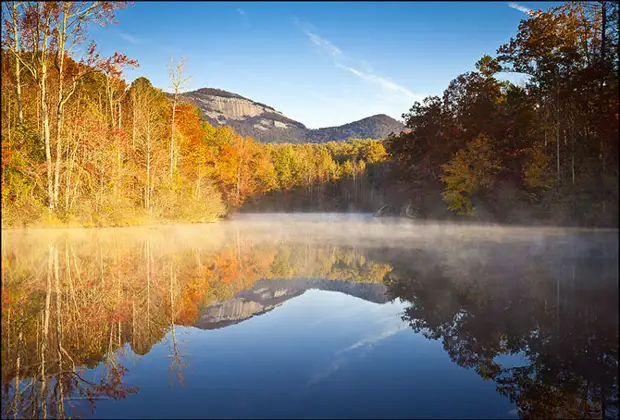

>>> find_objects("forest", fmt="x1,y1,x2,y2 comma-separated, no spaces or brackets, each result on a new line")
386,1,619,226
1,1,618,227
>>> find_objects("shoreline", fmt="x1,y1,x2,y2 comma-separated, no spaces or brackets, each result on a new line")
2,213,617,233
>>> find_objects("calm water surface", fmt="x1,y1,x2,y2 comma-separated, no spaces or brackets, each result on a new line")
1,214,618,419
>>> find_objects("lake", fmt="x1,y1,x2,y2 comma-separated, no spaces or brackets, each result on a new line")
1,214,618,419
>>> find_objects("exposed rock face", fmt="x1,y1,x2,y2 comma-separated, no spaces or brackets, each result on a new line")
203,96,264,120
197,299,276,330
179,87,405,144
187,88,285,122
194,278,389,330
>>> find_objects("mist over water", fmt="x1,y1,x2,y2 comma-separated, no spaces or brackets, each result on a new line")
2,214,618,419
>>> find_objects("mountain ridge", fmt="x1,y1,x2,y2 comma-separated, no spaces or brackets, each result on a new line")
194,277,389,330
178,87,405,143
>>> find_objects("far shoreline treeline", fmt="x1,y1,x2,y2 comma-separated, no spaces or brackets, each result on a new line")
1,1,617,228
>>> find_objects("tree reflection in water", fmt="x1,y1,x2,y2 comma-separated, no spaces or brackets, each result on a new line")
1,226,391,418
1,226,617,418
1,241,140,419
383,233,619,419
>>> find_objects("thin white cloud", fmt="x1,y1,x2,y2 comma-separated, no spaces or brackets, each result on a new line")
335,63,421,101
118,31,142,45
298,23,423,106
508,2,533,15
237,8,249,29
303,28,343,58
359,59,373,73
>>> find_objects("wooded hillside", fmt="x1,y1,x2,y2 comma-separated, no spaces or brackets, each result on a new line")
1,1,617,227
385,2,618,226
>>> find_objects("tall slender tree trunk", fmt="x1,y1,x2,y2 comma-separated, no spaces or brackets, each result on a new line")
169,263,175,325
600,1,608,174
237,166,241,204
131,92,136,149
64,118,79,213
167,57,188,182
571,116,575,185
146,239,151,340
12,327,22,419
600,0,607,86
53,9,68,210
118,101,123,202
132,300,136,349
42,61,53,209
117,144,122,203
12,2,23,125
40,244,53,418
53,246,65,419
37,90,41,137
555,79,561,184
146,113,151,212
196,168,201,198
170,96,177,181
118,100,122,129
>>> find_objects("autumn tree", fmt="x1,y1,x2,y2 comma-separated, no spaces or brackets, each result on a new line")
168,55,190,181
440,134,503,216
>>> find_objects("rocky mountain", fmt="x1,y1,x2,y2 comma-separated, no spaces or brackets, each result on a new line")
194,278,389,330
179,88,404,143
305,114,404,143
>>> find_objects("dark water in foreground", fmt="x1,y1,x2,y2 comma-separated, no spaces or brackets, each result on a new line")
1,214,618,419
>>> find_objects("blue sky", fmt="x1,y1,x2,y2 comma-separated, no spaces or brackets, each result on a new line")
88,1,559,128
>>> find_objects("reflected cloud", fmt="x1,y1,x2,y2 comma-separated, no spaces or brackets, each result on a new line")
336,323,408,355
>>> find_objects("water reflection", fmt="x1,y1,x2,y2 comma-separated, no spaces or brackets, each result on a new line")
1,225,391,418
383,234,619,419
1,221,618,418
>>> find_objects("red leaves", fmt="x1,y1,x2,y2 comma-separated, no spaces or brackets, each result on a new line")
110,127,127,139
87,40,97,56
1,141,14,169
1,292,13,310
82,40,102,68
99,52,139,79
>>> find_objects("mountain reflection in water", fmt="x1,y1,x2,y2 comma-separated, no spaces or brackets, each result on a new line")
1,217,618,419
